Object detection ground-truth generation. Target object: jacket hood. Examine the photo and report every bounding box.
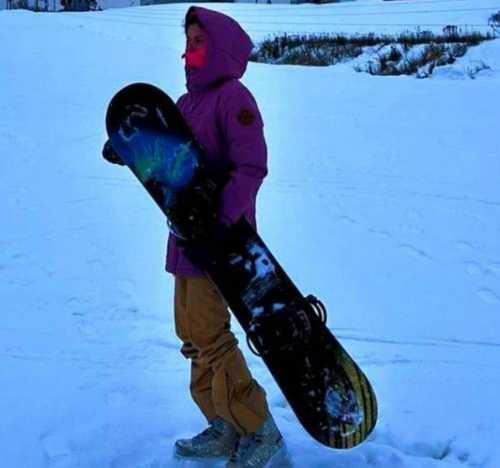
[184,7,253,93]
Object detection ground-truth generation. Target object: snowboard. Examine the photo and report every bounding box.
[105,82,377,449]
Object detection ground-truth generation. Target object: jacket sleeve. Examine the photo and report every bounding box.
[217,84,268,225]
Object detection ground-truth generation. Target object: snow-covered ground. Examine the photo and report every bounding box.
[1,1,499,467]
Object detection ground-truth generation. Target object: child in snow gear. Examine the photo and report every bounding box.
[168,7,284,467]
[103,6,284,468]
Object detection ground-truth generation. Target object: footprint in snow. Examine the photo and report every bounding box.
[463,261,483,275]
[454,240,479,254]
[368,228,392,239]
[40,433,72,468]
[463,261,500,278]
[398,244,433,262]
[477,289,500,305]
[337,214,356,225]
[488,262,500,275]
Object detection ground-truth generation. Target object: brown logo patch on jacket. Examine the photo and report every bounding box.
[237,109,256,126]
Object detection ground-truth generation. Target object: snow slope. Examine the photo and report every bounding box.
[1,2,500,467]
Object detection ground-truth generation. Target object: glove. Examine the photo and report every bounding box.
[179,222,231,270]
[102,140,125,166]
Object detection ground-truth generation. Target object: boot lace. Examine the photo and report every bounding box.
[193,424,222,444]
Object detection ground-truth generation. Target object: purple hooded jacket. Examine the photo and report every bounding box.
[165,6,268,277]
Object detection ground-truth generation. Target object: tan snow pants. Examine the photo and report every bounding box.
[174,276,269,435]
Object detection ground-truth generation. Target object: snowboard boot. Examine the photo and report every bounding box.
[226,415,285,468]
[175,417,239,459]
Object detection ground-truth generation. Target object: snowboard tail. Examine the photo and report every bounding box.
[106,83,377,449]
[205,219,377,448]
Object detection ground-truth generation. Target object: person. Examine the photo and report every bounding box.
[103,6,284,468]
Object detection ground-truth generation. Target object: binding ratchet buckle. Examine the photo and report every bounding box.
[246,295,328,357]
[306,294,327,324]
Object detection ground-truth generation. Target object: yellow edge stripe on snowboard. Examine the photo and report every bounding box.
[330,349,377,448]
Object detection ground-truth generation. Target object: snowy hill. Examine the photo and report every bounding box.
[1,1,499,467]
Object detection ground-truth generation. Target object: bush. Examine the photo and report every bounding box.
[489,11,500,34]
[251,29,494,77]
[8,0,29,9]
[356,42,469,78]
[250,33,364,66]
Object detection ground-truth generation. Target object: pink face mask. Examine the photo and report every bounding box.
[184,45,208,70]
